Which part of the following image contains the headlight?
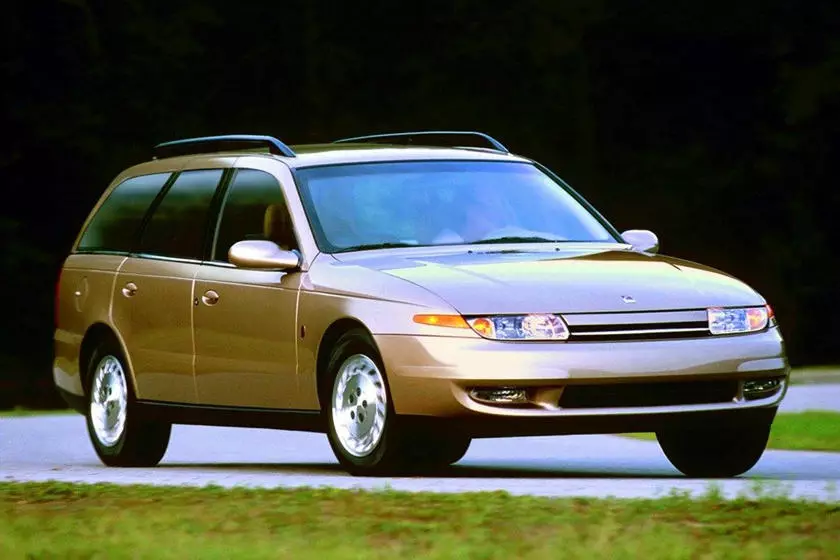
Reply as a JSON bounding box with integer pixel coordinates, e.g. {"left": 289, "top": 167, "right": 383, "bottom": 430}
{"left": 707, "top": 305, "right": 773, "bottom": 335}
{"left": 466, "top": 314, "right": 570, "bottom": 340}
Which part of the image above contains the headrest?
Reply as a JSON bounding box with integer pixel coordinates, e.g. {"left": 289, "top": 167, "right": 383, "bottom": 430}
{"left": 263, "top": 203, "right": 295, "bottom": 249}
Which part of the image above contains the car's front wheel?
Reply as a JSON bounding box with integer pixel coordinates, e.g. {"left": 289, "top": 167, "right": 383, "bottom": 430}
{"left": 656, "top": 416, "right": 773, "bottom": 478}
{"left": 403, "top": 432, "right": 472, "bottom": 471}
{"left": 324, "top": 329, "right": 404, "bottom": 476}
{"left": 85, "top": 340, "right": 171, "bottom": 467}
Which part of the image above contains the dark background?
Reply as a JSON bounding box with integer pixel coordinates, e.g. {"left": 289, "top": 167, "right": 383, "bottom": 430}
{"left": 3, "top": 1, "right": 838, "bottom": 408}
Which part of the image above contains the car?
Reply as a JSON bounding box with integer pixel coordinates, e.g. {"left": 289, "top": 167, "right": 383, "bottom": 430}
{"left": 53, "top": 130, "right": 789, "bottom": 477}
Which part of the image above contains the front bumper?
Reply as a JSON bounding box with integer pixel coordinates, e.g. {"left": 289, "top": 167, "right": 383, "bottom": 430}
{"left": 375, "top": 326, "right": 788, "bottom": 431}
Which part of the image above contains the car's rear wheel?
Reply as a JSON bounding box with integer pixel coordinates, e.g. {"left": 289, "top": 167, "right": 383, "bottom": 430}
{"left": 656, "top": 417, "right": 773, "bottom": 478}
{"left": 85, "top": 340, "right": 171, "bottom": 467}
{"left": 324, "top": 329, "right": 404, "bottom": 476}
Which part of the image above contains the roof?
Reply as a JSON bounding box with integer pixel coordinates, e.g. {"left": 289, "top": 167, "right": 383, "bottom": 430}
{"left": 119, "top": 132, "right": 532, "bottom": 179}
{"left": 150, "top": 131, "right": 530, "bottom": 165}
{"left": 283, "top": 143, "right": 529, "bottom": 168}
{"left": 111, "top": 143, "right": 533, "bottom": 188}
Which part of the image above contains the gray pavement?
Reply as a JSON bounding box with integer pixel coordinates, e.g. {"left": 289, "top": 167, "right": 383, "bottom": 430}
{"left": 2, "top": 384, "right": 839, "bottom": 502}
{"left": 779, "top": 383, "right": 840, "bottom": 412}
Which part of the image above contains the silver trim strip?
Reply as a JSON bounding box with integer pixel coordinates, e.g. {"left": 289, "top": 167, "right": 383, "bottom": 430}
{"left": 573, "top": 327, "right": 709, "bottom": 337}
{"left": 563, "top": 309, "right": 708, "bottom": 326}
{"left": 130, "top": 253, "right": 204, "bottom": 265}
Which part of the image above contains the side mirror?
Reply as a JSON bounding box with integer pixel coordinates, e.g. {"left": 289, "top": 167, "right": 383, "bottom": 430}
{"left": 621, "top": 229, "right": 660, "bottom": 254}
{"left": 228, "top": 240, "right": 300, "bottom": 270}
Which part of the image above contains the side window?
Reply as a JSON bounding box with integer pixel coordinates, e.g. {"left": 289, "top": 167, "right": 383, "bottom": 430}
{"left": 77, "top": 173, "right": 171, "bottom": 253}
{"left": 213, "top": 169, "right": 297, "bottom": 262}
{"left": 137, "top": 169, "right": 223, "bottom": 260}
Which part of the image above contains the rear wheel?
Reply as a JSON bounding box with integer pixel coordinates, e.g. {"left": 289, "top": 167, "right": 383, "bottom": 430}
{"left": 85, "top": 340, "right": 171, "bottom": 467}
{"left": 324, "top": 329, "right": 404, "bottom": 476}
{"left": 656, "top": 417, "right": 773, "bottom": 478}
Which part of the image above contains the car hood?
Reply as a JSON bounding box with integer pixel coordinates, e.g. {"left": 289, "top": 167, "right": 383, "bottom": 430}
{"left": 332, "top": 245, "right": 764, "bottom": 314}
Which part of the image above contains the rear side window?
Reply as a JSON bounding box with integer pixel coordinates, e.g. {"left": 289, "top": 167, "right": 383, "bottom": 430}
{"left": 77, "top": 173, "right": 171, "bottom": 253}
{"left": 137, "top": 169, "right": 223, "bottom": 260}
{"left": 213, "top": 169, "right": 296, "bottom": 262}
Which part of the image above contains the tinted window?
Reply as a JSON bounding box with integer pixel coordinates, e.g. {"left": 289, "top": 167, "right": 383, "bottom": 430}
{"left": 138, "top": 169, "right": 223, "bottom": 260}
{"left": 213, "top": 169, "right": 296, "bottom": 262}
{"left": 77, "top": 173, "right": 171, "bottom": 253}
{"left": 294, "top": 161, "right": 616, "bottom": 252}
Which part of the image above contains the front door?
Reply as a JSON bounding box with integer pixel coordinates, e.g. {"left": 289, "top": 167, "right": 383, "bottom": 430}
{"left": 193, "top": 168, "right": 301, "bottom": 409}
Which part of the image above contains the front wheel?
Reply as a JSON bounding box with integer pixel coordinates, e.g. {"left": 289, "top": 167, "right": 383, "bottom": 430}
{"left": 85, "top": 341, "right": 171, "bottom": 467}
{"left": 324, "top": 329, "right": 404, "bottom": 476}
{"left": 656, "top": 418, "right": 772, "bottom": 478}
{"left": 404, "top": 433, "right": 472, "bottom": 471}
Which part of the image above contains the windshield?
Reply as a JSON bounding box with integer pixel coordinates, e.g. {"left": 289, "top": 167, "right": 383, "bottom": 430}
{"left": 294, "top": 160, "right": 617, "bottom": 252}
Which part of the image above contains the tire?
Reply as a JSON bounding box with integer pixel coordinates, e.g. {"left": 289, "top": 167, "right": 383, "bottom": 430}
{"left": 403, "top": 432, "right": 472, "bottom": 471}
{"left": 656, "top": 417, "right": 772, "bottom": 478}
{"left": 85, "top": 339, "right": 171, "bottom": 467}
{"left": 323, "top": 329, "right": 404, "bottom": 476}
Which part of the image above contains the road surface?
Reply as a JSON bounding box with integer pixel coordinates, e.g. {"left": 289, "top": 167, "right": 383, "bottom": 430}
{"left": 2, "top": 384, "right": 839, "bottom": 501}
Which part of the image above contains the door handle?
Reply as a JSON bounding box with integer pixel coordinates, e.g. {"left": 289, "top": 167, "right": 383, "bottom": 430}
{"left": 121, "top": 282, "right": 138, "bottom": 298}
{"left": 201, "top": 290, "right": 220, "bottom": 306}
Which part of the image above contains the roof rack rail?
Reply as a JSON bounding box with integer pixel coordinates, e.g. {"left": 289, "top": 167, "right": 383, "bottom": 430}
{"left": 153, "top": 134, "right": 296, "bottom": 159}
{"left": 333, "top": 130, "right": 509, "bottom": 153}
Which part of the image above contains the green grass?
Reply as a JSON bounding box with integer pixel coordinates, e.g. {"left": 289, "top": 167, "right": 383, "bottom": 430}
{"left": 0, "top": 482, "right": 838, "bottom": 559}
{"left": 767, "top": 411, "right": 840, "bottom": 451}
{"left": 0, "top": 406, "right": 73, "bottom": 417}
{"left": 623, "top": 411, "right": 840, "bottom": 452}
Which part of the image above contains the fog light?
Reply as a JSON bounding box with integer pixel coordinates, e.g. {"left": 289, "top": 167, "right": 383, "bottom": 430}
{"left": 469, "top": 387, "right": 528, "bottom": 405}
{"left": 743, "top": 378, "right": 783, "bottom": 400}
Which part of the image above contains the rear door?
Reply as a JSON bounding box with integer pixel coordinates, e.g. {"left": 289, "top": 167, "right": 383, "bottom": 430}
{"left": 111, "top": 168, "right": 224, "bottom": 403}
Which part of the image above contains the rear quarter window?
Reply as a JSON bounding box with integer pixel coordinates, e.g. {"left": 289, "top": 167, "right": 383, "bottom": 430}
{"left": 77, "top": 173, "right": 171, "bottom": 253}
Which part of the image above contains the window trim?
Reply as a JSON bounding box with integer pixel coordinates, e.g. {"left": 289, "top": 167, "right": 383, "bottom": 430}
{"left": 206, "top": 168, "right": 235, "bottom": 261}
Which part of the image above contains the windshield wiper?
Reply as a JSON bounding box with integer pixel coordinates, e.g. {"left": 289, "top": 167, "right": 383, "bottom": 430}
{"left": 335, "top": 242, "right": 420, "bottom": 253}
{"left": 472, "top": 236, "right": 565, "bottom": 244}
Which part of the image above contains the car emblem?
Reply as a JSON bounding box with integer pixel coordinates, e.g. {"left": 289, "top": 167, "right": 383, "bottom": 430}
{"left": 621, "top": 295, "right": 636, "bottom": 304}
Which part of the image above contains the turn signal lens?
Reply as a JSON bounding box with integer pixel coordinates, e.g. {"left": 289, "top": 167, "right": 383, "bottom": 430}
{"left": 766, "top": 304, "right": 777, "bottom": 326}
{"left": 413, "top": 314, "right": 469, "bottom": 329}
{"left": 746, "top": 308, "right": 767, "bottom": 330}
{"left": 470, "top": 317, "right": 495, "bottom": 338}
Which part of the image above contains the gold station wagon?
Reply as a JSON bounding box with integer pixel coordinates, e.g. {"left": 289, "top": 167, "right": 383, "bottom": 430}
{"left": 54, "top": 131, "right": 789, "bottom": 477}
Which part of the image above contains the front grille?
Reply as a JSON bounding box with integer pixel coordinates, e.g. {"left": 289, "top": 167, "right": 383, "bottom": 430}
{"left": 558, "top": 380, "right": 739, "bottom": 409}
{"left": 568, "top": 321, "right": 711, "bottom": 341}
{"left": 563, "top": 310, "right": 711, "bottom": 342}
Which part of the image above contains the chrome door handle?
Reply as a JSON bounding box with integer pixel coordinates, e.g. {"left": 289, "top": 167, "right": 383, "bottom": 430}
{"left": 201, "top": 290, "right": 219, "bottom": 306}
{"left": 121, "top": 282, "right": 138, "bottom": 298}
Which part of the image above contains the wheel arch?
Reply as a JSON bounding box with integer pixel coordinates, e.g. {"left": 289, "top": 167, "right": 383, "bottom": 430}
{"left": 315, "top": 318, "right": 379, "bottom": 408}
{"left": 79, "top": 322, "right": 132, "bottom": 395}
